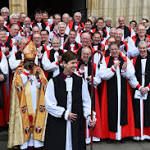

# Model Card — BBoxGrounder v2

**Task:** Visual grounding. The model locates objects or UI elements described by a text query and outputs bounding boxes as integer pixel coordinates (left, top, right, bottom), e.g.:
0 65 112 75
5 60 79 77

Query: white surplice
20 69 43 149
42 50 60 77
94 56 137 140
45 77 91 150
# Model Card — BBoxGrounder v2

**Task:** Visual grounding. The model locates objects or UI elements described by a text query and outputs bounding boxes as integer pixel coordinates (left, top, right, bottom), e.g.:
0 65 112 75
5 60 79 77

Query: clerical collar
58 33 65 38
70 41 75 44
113 56 119 60
119 26 124 29
62 72 72 79
93 44 99 46
0 43 5 47
84 63 88 66
0 27 4 30
75 22 79 26
106 26 111 28
80 59 88 66
141 56 147 59
139 36 145 41
52 48 60 51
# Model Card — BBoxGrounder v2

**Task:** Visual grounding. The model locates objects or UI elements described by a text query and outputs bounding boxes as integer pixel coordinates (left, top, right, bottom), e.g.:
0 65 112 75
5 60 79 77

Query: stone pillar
9 0 27 15
87 0 99 18
87 0 150 26
142 0 149 18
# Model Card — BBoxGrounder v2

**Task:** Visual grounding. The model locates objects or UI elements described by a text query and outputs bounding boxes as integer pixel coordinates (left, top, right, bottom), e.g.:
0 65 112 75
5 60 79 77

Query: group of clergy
0 6 150 150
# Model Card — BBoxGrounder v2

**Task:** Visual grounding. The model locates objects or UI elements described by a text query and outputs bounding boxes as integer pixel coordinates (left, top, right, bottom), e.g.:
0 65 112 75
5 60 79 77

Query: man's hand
79 64 85 71
86 76 91 82
35 69 41 80
114 61 120 69
57 55 62 63
140 87 148 96
0 74 4 81
144 87 149 94
68 112 77 122
89 118 96 128
124 38 128 43
4 47 9 55
122 62 127 71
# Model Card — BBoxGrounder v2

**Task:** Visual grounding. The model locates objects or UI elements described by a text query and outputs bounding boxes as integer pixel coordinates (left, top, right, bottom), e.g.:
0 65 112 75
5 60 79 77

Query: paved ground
86 140 150 150
1 131 150 150
0 131 8 150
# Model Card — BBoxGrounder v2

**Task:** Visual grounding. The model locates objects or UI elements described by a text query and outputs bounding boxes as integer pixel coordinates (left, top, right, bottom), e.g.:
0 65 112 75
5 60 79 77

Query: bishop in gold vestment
8 41 47 150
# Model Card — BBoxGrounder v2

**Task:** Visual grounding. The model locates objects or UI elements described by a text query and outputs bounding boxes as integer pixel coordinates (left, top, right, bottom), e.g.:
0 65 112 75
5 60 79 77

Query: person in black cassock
132 41 150 140
44 50 95 150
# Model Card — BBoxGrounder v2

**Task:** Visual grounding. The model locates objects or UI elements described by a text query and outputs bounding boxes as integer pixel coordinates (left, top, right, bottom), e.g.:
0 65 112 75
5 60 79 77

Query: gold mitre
23 41 37 59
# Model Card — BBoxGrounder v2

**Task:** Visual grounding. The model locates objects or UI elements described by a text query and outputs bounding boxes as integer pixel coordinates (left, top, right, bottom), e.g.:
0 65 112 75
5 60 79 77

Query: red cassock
0 51 9 126
0 83 8 127
99 55 135 140
86 87 101 139
0 53 8 126
76 60 101 139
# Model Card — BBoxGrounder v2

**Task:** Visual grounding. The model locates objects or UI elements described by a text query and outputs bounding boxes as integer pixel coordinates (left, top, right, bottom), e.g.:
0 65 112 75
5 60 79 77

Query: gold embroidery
13 65 47 142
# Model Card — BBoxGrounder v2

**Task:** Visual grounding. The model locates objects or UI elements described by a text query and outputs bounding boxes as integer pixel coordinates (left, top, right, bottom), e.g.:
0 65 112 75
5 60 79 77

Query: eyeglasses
52 42 60 44
138 29 146 31
75 16 81 18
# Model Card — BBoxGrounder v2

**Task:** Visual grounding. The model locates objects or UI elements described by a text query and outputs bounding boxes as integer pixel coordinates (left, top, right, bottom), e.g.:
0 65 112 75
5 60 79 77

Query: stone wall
87 0 150 26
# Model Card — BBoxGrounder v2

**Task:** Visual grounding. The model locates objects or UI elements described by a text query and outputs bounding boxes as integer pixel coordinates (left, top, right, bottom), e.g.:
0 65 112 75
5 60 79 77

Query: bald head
23 17 31 25
62 13 70 25
109 28 116 38
32 26 40 35
81 32 91 47
10 24 20 37
108 37 116 47
74 12 82 23
81 47 91 63
33 33 41 46
137 24 146 38
118 16 125 27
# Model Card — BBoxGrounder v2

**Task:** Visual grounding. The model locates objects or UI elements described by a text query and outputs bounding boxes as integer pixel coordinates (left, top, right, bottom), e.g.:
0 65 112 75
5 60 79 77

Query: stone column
9 0 27 15
88 0 150 26
87 0 99 18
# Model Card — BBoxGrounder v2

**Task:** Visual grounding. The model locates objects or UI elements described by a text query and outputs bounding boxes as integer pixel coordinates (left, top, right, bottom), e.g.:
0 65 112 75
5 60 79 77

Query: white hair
74 12 82 17
82 46 91 54
51 36 61 43
81 32 90 38
24 17 31 22
10 14 19 20
104 17 112 22
58 22 66 28
138 41 148 48
10 23 19 29
116 28 123 34
62 13 70 18
18 37 29 45
1 7 9 13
